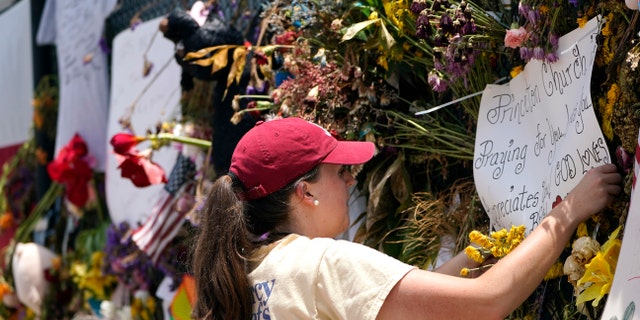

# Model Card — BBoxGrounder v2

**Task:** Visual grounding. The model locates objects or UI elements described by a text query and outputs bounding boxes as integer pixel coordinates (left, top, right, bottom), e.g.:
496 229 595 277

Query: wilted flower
331 19 343 32
615 146 633 173
564 235 601 285
114 150 167 188
428 70 448 92
409 0 429 14
110 132 145 155
571 237 601 264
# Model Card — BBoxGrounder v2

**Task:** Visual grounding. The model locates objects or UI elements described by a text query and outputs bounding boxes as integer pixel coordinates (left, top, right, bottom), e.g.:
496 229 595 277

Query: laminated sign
474 17 606 233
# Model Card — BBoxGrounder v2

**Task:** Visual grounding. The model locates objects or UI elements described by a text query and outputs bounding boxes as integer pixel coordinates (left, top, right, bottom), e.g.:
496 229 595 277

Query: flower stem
235 94 272 100
150 133 212 149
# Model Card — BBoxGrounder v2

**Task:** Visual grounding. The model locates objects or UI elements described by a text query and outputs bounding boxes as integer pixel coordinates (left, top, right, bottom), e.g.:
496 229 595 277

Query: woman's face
305 164 356 238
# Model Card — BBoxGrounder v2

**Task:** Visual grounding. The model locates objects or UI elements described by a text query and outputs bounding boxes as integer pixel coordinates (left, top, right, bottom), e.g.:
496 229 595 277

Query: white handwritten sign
474 17 608 233
105 17 182 226
601 131 640 320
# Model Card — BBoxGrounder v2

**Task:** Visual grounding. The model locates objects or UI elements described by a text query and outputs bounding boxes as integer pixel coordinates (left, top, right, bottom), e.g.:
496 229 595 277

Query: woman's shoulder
258 234 409 268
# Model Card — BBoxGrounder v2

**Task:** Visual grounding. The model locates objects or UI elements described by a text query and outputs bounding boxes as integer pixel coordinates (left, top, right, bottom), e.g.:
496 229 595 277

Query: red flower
47 134 93 207
110 133 144 155
551 195 563 208
114 151 167 187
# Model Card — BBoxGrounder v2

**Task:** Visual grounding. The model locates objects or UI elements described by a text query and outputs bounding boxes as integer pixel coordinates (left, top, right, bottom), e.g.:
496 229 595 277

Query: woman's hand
558 163 622 226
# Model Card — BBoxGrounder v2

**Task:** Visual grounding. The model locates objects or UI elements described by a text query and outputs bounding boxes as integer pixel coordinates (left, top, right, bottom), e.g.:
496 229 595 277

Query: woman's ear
294 181 315 205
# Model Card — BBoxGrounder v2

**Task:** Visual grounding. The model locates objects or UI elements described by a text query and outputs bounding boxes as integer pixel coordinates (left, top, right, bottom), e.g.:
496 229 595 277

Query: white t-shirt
249 235 416 320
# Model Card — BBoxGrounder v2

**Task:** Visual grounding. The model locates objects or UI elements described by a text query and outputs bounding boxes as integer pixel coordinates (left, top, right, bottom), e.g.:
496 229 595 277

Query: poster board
0 0 32 151
600 131 640 320
105 17 182 226
474 17 608 233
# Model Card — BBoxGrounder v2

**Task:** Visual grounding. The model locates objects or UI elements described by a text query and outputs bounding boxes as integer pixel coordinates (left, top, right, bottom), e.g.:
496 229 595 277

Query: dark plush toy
160 9 245 90
160 9 257 176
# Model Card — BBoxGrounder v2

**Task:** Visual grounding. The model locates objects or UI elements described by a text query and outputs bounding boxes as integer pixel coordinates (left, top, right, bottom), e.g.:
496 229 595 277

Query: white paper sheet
474 17 607 233
105 17 182 226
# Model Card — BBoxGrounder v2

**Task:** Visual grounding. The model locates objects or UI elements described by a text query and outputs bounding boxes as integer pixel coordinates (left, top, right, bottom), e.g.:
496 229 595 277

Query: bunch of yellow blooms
460 225 526 276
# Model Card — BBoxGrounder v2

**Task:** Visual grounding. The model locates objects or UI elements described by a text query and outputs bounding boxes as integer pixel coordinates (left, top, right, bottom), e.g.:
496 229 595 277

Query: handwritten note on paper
105 17 182 226
601 131 640 320
473 17 608 233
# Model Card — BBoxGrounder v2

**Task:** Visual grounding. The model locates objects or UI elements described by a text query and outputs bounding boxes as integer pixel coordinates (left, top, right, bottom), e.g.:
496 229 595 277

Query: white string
414 76 508 115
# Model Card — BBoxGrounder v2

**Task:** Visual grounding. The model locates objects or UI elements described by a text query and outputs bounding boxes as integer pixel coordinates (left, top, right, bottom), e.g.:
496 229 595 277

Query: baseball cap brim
321 141 376 165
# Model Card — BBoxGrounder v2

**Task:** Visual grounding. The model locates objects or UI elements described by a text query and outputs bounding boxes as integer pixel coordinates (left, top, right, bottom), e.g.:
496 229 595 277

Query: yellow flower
490 229 507 241
601 13 613 36
576 222 588 238
576 226 622 307
538 5 549 14
460 268 470 277
469 230 491 248
544 262 564 281
91 251 105 269
377 54 389 71
506 225 525 245
71 260 118 300
464 246 485 264
601 83 620 140
576 16 588 28
510 65 523 78
368 11 379 20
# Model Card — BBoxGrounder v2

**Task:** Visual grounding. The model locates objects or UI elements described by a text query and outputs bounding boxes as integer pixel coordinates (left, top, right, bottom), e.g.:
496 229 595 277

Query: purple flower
410 0 429 14
518 4 530 17
568 0 578 6
428 71 448 92
461 20 477 35
416 13 433 39
527 9 540 25
532 47 545 60
549 32 559 48
519 47 533 61
546 52 559 63
440 13 454 34
616 146 634 173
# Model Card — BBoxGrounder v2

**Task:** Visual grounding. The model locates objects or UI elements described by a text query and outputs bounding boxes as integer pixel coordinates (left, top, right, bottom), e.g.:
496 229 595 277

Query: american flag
132 153 196 263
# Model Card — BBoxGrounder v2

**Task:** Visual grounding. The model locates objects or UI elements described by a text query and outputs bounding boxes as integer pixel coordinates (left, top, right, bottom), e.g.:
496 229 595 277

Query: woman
192 117 622 320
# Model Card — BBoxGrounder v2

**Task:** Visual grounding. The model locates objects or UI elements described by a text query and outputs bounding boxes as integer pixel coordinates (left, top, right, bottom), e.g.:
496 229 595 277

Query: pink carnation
504 27 527 49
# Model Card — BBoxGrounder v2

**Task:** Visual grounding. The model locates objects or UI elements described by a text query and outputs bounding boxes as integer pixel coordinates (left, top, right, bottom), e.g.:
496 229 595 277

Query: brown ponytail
192 167 320 319
192 176 253 320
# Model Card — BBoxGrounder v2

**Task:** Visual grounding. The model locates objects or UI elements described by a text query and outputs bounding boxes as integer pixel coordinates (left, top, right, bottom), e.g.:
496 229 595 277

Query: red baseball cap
229 117 376 200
